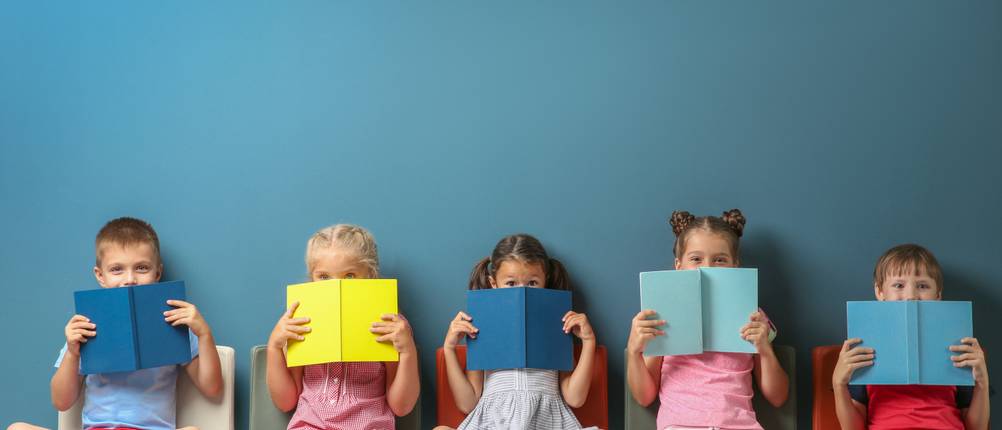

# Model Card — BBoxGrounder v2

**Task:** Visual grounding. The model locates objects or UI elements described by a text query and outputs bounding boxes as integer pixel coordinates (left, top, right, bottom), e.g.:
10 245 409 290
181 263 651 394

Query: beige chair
58 345 236 430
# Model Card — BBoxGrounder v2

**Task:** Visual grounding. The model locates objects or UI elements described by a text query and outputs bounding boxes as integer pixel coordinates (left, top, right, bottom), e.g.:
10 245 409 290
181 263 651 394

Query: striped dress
458 368 582 430
287 362 395 430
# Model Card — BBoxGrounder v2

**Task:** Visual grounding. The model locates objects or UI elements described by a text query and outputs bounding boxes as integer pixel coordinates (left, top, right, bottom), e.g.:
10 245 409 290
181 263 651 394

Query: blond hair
305 224 379 277
873 244 943 291
95 217 161 267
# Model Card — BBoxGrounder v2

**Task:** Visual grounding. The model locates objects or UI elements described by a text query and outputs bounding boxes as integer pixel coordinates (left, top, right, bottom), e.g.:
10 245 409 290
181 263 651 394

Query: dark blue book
466 287 573 371
74 281 191 374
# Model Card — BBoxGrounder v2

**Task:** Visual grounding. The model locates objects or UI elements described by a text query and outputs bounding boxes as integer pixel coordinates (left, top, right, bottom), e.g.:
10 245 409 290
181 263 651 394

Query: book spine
128 288 141 370
907 301 920 383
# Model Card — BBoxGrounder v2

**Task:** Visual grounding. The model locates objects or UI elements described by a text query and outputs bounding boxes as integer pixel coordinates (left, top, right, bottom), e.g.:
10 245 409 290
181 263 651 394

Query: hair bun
669 211 696 236
721 209 746 238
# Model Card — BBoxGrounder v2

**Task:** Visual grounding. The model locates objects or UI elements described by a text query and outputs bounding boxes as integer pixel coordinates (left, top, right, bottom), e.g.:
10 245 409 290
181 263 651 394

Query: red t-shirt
849 384 971 430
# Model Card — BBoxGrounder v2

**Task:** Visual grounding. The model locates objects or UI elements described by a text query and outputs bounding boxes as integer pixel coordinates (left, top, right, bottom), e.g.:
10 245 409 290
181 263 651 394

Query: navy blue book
74 281 192 374
466 287 573 371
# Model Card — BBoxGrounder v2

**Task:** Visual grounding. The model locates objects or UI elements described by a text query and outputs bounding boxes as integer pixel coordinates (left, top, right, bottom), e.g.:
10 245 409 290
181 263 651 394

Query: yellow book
286 279 398 367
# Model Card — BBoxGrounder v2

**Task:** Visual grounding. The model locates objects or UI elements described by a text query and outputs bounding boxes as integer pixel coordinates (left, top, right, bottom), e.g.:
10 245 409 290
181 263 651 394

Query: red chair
812 345 843 430
436 345 608 429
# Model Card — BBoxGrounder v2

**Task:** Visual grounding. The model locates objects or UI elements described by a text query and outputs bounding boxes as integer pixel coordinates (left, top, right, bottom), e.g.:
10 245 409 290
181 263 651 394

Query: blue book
466 287 573 371
74 281 192 374
640 268 758 356
847 301 973 386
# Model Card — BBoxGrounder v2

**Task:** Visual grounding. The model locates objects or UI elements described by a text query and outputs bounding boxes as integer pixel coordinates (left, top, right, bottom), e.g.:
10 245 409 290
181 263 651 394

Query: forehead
496 259 545 276
309 247 365 270
881 260 935 279
98 242 158 263
683 230 734 254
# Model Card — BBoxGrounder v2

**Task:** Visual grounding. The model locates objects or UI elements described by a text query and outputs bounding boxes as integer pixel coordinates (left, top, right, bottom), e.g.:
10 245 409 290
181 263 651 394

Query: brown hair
95 217 161 267
305 224 379 277
469 234 571 291
873 244 944 291
669 209 746 260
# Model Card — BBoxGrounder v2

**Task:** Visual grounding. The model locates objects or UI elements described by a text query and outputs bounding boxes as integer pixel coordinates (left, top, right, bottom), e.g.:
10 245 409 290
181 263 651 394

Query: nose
904 286 920 301
123 270 138 286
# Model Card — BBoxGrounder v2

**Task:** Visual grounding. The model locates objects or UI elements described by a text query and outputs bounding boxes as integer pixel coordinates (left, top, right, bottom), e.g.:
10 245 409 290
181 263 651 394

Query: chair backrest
812 345 842 430
248 345 421 430
624 345 798 430
435 344 608 429
58 345 236 430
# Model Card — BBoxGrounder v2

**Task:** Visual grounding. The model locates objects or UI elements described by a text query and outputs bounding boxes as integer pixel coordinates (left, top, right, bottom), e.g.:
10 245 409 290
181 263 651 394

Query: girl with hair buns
626 209 789 430
434 234 598 430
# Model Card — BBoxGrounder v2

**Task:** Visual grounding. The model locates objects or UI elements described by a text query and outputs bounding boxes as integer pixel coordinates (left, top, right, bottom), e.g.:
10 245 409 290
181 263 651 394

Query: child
832 244 990 430
266 224 419 430
8 217 223 430
626 209 789 430
434 234 597 430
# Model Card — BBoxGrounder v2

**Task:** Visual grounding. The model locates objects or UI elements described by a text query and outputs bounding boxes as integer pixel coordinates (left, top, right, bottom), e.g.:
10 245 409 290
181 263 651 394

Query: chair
248 345 421 430
59 345 236 430
812 345 842 430
624 345 797 430
435 344 608 429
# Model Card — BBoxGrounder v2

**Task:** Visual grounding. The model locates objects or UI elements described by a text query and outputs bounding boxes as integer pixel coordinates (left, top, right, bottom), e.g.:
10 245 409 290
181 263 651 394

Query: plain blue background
2 2 1000 428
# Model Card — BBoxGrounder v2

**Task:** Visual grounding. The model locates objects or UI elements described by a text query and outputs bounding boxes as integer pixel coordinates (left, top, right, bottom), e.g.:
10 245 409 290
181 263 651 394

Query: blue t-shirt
55 331 199 430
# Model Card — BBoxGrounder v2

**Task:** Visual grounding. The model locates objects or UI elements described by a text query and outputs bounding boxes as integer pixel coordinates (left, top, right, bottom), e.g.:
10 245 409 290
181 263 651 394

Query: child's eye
344 273 356 279
527 280 539 286
918 283 930 290
689 256 702 262
136 265 149 272
109 266 123 274
505 280 517 286
714 257 728 263
892 283 904 289
317 273 331 280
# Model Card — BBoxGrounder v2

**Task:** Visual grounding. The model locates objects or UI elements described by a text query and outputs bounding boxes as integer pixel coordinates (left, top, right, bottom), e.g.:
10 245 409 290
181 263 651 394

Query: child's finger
286 325 311 334
636 319 666 328
841 338 863 352
370 326 393 334
456 311 472 322
70 315 90 323
167 299 192 308
849 361 873 369
960 337 979 346
375 334 393 343
288 317 311 325
562 310 577 321
381 313 398 321
286 301 301 318
635 310 657 320
949 344 975 353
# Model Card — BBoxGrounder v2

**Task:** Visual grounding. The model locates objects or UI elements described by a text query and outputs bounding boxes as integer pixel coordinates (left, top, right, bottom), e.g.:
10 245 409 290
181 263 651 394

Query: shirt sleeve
956 385 974 409
758 308 778 342
849 385 869 404
54 343 68 368
188 329 200 362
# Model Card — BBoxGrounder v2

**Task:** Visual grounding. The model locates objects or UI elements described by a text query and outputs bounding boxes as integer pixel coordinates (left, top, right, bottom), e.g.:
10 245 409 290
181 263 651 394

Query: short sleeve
849 384 869 404
956 385 974 409
54 343 68 368
188 329 200 361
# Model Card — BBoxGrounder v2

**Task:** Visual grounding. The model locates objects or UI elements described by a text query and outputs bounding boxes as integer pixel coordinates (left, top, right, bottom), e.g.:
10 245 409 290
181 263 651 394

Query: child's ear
674 258 682 270
874 282 885 301
93 266 107 288
155 264 163 282
488 275 497 289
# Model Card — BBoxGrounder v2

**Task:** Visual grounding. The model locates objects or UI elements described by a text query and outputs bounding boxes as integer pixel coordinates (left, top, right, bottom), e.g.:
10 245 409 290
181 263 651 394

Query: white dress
457 368 583 430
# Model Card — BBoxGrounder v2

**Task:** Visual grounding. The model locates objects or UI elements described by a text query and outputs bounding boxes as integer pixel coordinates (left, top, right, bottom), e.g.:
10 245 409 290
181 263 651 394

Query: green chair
625 345 797 430
249 345 421 430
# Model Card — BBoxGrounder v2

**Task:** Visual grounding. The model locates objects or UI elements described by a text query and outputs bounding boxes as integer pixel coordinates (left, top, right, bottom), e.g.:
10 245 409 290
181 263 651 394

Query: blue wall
2 2 1000 428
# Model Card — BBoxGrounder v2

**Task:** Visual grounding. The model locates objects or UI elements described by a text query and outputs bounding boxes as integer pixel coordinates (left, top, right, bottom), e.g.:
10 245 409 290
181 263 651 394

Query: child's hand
164 300 210 338
950 337 989 387
64 314 97 357
832 338 874 387
444 311 478 349
740 311 773 354
627 310 665 355
562 311 595 341
268 301 311 350
371 313 416 354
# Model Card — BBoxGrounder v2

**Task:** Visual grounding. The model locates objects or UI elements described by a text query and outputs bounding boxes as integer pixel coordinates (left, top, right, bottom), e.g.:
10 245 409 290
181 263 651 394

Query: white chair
58 345 235 430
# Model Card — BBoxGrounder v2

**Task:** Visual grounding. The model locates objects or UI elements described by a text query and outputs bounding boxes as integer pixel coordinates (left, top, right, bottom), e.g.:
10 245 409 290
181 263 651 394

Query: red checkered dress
287 362 395 430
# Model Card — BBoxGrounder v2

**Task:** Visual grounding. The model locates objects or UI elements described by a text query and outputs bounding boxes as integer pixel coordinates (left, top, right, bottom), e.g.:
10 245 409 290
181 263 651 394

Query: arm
952 337 989 430
266 302 310 412
51 315 94 411
442 311 484 414
626 310 665 407
832 338 873 430
167 299 223 400
559 311 595 408
743 311 788 406
374 313 420 416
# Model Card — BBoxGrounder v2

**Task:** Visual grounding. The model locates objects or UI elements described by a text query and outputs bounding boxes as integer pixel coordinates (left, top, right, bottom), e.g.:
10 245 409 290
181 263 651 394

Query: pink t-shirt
656 311 776 430
657 351 760 430
288 362 395 430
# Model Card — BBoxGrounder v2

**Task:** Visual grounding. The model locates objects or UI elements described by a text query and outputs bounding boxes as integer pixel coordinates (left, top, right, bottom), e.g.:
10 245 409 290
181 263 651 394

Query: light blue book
639 268 758 356
847 301 973 386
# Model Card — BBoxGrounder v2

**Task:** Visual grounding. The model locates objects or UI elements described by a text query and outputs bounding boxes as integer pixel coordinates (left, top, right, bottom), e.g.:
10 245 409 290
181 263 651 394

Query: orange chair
813 345 843 430
436 344 608 429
